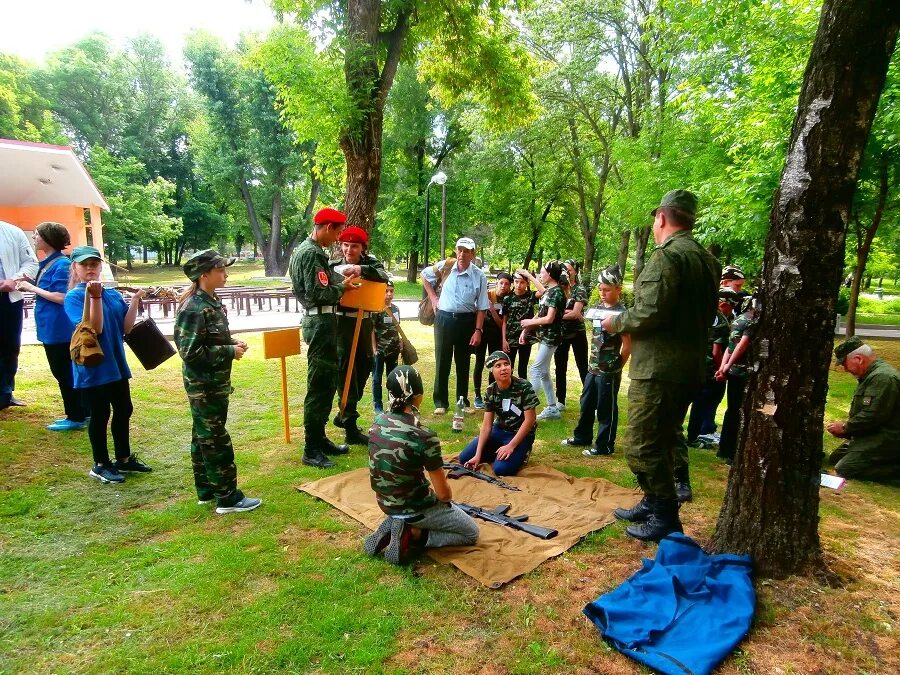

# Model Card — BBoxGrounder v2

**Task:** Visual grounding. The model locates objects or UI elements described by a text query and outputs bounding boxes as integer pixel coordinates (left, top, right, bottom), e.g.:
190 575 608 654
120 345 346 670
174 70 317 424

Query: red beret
338 226 369 245
314 207 347 226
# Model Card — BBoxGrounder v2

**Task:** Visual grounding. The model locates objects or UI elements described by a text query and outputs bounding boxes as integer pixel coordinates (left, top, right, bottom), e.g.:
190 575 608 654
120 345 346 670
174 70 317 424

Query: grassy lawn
1 328 898 673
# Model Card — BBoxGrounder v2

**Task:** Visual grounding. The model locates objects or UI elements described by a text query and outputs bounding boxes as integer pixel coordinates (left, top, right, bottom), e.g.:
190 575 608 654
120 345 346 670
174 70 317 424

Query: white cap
455 237 476 250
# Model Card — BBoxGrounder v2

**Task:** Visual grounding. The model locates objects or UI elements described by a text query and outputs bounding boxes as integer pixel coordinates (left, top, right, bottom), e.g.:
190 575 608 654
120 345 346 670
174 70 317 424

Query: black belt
438 310 476 319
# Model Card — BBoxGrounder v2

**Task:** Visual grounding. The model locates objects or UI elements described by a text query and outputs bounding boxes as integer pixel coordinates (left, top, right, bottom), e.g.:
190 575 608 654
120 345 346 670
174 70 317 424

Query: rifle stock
454 502 557 540
443 463 521 491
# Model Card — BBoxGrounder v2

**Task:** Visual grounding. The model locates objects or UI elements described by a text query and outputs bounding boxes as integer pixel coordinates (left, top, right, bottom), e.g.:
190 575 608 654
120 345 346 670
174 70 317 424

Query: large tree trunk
632 226 651 282
712 0 899 578
406 249 419 283
617 230 630 275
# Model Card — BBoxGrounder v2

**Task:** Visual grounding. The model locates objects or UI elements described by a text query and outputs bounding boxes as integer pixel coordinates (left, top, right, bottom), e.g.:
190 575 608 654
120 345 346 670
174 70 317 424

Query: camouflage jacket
289 237 344 310
562 283 589 339
611 230 720 384
501 290 537 343
484 376 540 433
368 411 444 515
726 311 756 377
589 302 625 374
706 310 731 375
374 304 402 356
845 359 900 442
329 252 390 283
174 289 236 397
537 285 566 346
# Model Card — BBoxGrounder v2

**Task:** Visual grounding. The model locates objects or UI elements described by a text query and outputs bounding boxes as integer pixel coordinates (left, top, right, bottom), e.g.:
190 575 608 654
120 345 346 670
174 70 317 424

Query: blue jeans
458 425 535 476
372 352 399 409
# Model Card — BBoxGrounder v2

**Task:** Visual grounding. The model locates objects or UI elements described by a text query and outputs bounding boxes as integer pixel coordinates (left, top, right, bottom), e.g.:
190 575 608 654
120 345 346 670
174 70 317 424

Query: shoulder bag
417 257 456 326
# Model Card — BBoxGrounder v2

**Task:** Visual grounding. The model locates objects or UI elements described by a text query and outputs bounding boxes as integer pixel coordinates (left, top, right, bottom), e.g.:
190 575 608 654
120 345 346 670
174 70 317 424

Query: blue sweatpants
458 425 534 476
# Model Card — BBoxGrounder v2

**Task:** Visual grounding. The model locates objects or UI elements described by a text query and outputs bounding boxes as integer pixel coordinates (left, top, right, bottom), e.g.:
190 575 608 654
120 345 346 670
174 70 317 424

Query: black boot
626 498 683 542
614 496 653 522
322 438 350 455
675 468 693 503
345 427 369 446
332 414 346 429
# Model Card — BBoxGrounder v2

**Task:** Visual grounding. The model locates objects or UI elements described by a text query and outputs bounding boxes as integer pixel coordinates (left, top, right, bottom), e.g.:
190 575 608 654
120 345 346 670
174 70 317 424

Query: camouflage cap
834 336 865 364
183 249 236 282
651 189 698 219
722 265 745 281
387 365 424 411
598 264 623 286
485 350 511 368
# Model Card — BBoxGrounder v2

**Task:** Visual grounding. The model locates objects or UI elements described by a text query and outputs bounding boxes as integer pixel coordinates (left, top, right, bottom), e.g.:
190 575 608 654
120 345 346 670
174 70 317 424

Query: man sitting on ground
826 336 900 482
458 350 539 476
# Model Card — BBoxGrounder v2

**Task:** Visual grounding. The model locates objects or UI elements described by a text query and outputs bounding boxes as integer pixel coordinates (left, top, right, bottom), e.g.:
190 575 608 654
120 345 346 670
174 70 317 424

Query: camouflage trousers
624 379 695 501
303 313 339 446
189 392 238 503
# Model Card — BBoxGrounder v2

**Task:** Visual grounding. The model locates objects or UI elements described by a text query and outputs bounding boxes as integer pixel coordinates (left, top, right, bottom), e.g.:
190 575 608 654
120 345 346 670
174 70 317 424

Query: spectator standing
372 281 402 414
421 237 489 414
14 222 87 429
0 220 38 410
715 297 758 465
473 272 511 409
521 261 566 420
554 260 589 409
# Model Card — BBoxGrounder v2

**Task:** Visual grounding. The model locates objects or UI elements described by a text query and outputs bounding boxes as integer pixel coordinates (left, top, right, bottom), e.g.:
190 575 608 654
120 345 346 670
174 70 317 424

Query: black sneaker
345 427 369 446
89 463 125 483
215 496 262 514
583 446 614 457
364 517 393 556
114 455 152 473
561 438 590 447
302 451 336 469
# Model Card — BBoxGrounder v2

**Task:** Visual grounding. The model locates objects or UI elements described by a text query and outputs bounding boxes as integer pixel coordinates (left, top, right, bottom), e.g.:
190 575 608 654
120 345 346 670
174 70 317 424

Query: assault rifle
454 502 558 540
443 463 521 491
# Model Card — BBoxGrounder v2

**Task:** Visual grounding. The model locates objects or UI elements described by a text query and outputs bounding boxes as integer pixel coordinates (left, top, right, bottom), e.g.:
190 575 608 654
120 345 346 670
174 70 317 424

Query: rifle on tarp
454 502 558 540
443 463 521 491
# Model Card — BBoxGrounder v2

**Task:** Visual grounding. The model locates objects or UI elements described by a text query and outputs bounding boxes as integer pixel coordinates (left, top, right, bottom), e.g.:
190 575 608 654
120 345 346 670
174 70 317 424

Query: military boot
614 495 654 523
322 438 350 455
675 468 693 503
345 426 369 446
302 450 336 469
625 498 683 542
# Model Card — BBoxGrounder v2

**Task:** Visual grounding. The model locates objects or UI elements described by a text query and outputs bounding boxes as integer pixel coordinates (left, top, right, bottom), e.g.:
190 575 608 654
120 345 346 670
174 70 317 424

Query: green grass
1 329 898 673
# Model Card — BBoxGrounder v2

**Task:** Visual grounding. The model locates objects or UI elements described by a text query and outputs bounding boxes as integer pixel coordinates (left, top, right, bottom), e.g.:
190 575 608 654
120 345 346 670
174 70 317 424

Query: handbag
417 257 456 326
70 290 105 367
389 310 418 365
125 316 177 370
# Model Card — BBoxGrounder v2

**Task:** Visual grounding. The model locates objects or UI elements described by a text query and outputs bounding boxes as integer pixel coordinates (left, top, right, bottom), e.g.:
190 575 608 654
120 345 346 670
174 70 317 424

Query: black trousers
82 378 133 465
0 295 24 406
717 374 747 462
686 377 726 441
44 342 88 422
472 325 502 397
572 371 621 451
507 341 533 379
554 330 589 404
433 311 476 409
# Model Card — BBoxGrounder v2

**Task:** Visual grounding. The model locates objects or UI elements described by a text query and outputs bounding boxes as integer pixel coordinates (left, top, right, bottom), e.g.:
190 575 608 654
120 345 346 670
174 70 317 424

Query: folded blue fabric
583 533 754 675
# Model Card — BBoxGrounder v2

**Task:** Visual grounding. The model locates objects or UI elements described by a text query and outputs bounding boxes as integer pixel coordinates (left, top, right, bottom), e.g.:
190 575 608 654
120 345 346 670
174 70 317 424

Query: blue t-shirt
64 284 132 389
34 252 76 344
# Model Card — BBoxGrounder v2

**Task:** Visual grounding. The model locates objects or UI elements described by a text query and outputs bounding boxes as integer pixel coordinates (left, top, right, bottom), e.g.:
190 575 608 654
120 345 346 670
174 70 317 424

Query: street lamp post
423 170 447 266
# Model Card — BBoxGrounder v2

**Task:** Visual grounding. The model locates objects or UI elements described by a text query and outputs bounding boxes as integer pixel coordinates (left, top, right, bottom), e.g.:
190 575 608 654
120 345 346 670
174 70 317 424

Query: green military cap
485 350 511 368
183 249 236 282
834 336 865 364
651 189 698 219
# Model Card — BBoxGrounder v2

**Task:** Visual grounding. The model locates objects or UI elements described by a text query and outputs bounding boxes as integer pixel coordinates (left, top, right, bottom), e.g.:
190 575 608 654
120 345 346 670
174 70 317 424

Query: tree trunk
407 249 419 283
632 226 651 282
265 190 284 276
523 229 540 270
142 245 148 264
712 0 899 578
617 230 630 275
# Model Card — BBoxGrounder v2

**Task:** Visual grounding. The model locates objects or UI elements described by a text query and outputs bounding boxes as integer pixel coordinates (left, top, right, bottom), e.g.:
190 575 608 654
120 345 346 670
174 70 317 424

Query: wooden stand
262 328 302 443
337 279 388 415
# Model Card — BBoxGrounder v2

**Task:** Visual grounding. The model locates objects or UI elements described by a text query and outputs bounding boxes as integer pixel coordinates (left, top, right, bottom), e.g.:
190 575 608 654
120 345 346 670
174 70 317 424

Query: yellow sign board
340 278 388 312
262 328 302 359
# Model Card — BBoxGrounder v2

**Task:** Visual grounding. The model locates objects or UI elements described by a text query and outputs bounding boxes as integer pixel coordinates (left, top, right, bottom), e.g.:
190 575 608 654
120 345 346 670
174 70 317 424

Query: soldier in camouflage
365 365 479 564
330 226 390 445
289 208 358 469
714 297 758 464
555 260 590 408
562 264 631 457
371 280 402 414
501 270 542 377
602 190 720 542
175 249 261 514
458 351 539 475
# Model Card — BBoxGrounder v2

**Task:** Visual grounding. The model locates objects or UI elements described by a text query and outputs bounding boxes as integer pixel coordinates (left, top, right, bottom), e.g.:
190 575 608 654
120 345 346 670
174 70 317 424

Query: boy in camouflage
458 351 539 475
174 250 261 514
501 270 542 377
366 365 478 564
714 295 758 464
371 281 402 414
561 265 631 457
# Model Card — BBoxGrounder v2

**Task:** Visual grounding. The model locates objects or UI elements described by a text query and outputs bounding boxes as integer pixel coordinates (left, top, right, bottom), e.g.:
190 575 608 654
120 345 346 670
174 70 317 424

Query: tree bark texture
617 230 630 275
712 0 899 578
632 226 651 282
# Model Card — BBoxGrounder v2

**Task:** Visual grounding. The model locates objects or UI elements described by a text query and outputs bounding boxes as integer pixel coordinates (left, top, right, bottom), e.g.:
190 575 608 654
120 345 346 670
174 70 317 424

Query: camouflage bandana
386 365 424 412
485 350 510 369
598 264 623 286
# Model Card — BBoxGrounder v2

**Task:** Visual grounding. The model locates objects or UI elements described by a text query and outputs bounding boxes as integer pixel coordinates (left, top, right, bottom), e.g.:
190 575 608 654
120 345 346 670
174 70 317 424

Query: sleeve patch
318 270 329 286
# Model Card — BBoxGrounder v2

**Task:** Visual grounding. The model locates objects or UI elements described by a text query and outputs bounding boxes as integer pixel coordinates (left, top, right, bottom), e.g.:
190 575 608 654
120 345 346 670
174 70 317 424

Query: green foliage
0 54 65 143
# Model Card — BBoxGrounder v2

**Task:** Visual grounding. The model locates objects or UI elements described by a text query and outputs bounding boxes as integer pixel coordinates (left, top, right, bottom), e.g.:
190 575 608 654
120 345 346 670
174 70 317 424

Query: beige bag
418 257 456 326
70 290 105 367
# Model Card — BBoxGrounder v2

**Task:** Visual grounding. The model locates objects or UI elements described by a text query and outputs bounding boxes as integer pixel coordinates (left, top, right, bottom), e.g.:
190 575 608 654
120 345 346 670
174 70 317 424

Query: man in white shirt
422 237 490 413
0 220 39 410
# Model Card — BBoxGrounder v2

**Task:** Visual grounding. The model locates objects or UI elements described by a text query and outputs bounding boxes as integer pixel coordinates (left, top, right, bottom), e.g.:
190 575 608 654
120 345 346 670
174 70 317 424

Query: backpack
418 257 456 326
70 290 105 367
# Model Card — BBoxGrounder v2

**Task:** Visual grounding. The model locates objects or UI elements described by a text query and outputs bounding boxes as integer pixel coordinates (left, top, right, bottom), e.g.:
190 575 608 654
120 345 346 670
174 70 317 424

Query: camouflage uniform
372 303 402 411
829 358 900 481
529 284 567 407
555 282 590 404
368 410 478 546
717 310 756 463
501 290 537 377
289 237 345 453
174 289 242 504
458 376 539 475
332 253 390 431
610 230 720 500
571 302 625 452
686 309 731 442
536 285 566 346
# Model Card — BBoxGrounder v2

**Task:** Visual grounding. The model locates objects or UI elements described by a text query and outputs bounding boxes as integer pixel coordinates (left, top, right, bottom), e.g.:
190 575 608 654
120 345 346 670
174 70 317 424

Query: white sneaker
434 407 447 415
557 403 566 411
215 496 262 514
536 406 561 421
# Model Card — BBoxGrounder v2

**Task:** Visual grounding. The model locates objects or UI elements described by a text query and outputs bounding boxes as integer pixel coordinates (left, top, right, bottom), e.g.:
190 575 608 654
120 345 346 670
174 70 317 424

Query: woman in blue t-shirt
15 222 87 431
63 246 150 484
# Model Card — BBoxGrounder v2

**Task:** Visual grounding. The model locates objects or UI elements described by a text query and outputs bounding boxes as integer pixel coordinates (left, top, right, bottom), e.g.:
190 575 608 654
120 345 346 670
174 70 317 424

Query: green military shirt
845 358 900 441
537 285 566 346
726 311 756 377
368 411 444 515
501 290 537 344
374 304 402 357
484 376 540 433
289 237 344 310
174 289 237 397
562 282 589 339
589 302 625 374
706 310 731 376
611 230 720 384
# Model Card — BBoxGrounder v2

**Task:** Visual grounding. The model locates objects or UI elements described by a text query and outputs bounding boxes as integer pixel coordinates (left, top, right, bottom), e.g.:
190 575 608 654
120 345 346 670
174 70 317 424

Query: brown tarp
299 463 641 588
